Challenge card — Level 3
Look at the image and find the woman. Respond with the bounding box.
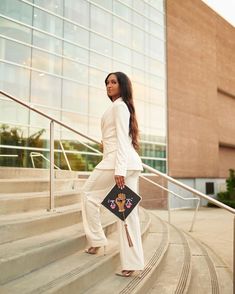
[82,72,144,277]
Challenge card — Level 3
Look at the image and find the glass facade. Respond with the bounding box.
[0,0,167,172]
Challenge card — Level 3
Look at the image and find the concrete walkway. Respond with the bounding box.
[151,207,234,271]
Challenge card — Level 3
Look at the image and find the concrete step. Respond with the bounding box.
[147,221,191,294]
[186,233,233,294]
[0,178,84,193]
[0,167,80,179]
[0,204,82,244]
[83,211,169,294]
[0,213,117,285]
[0,208,150,294]
[149,211,233,294]
[0,190,81,214]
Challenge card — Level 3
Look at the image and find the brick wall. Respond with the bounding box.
[167,0,235,179]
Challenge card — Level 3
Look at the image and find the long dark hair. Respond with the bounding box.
[105,72,140,151]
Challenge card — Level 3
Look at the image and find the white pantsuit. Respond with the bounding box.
[82,97,144,270]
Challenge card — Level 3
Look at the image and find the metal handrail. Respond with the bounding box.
[140,175,200,232]
[30,141,72,171]
[1,90,235,287]
[142,163,235,214]
[0,91,99,144]
[30,152,60,170]
[1,90,234,213]
[59,141,72,171]
[0,144,102,157]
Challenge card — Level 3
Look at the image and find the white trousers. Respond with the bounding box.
[81,169,145,271]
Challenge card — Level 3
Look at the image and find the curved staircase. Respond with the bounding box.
[0,168,233,294]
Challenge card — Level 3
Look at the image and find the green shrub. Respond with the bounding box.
[217,191,229,201]
[216,169,235,208]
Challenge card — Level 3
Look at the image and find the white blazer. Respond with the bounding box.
[95,97,143,177]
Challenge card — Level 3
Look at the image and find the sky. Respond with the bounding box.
[202,0,235,27]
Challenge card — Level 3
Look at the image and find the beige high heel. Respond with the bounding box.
[85,246,106,256]
[115,270,135,277]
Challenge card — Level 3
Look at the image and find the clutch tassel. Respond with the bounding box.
[124,223,133,247]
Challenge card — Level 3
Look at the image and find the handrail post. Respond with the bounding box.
[50,121,55,211]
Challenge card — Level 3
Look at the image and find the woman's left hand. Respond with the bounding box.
[115,175,125,189]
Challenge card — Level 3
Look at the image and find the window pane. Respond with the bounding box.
[132,27,144,52]
[113,1,131,22]
[133,11,145,28]
[0,17,32,44]
[0,38,31,66]
[0,62,30,100]
[63,59,88,83]
[64,0,89,26]
[90,52,112,72]
[33,30,62,54]
[132,81,145,100]
[88,116,101,138]
[31,71,61,108]
[62,111,88,134]
[149,21,164,40]
[149,74,165,91]
[149,88,165,104]
[149,104,166,135]
[149,36,165,60]
[64,21,89,48]
[148,58,165,77]
[89,87,108,117]
[113,43,131,64]
[90,33,112,56]
[32,49,62,75]
[135,99,147,128]
[133,0,145,11]
[132,68,145,84]
[89,68,107,88]
[0,0,32,25]
[30,106,60,128]
[112,61,132,77]
[34,0,63,15]
[0,99,29,125]
[149,6,164,26]
[146,0,164,12]
[62,80,88,113]
[90,5,112,38]
[132,51,145,69]
[113,17,131,47]
[91,0,112,10]
[33,8,63,37]
[123,0,132,6]
[63,43,89,64]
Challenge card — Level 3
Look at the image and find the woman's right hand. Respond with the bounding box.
[115,175,125,189]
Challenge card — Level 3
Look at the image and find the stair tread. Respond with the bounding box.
[0,224,82,261]
[185,232,232,294]
[0,203,81,224]
[147,222,191,294]
[0,178,81,182]
[0,189,81,199]
[84,212,169,294]
[0,209,149,293]
[0,212,116,261]
[0,234,118,293]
